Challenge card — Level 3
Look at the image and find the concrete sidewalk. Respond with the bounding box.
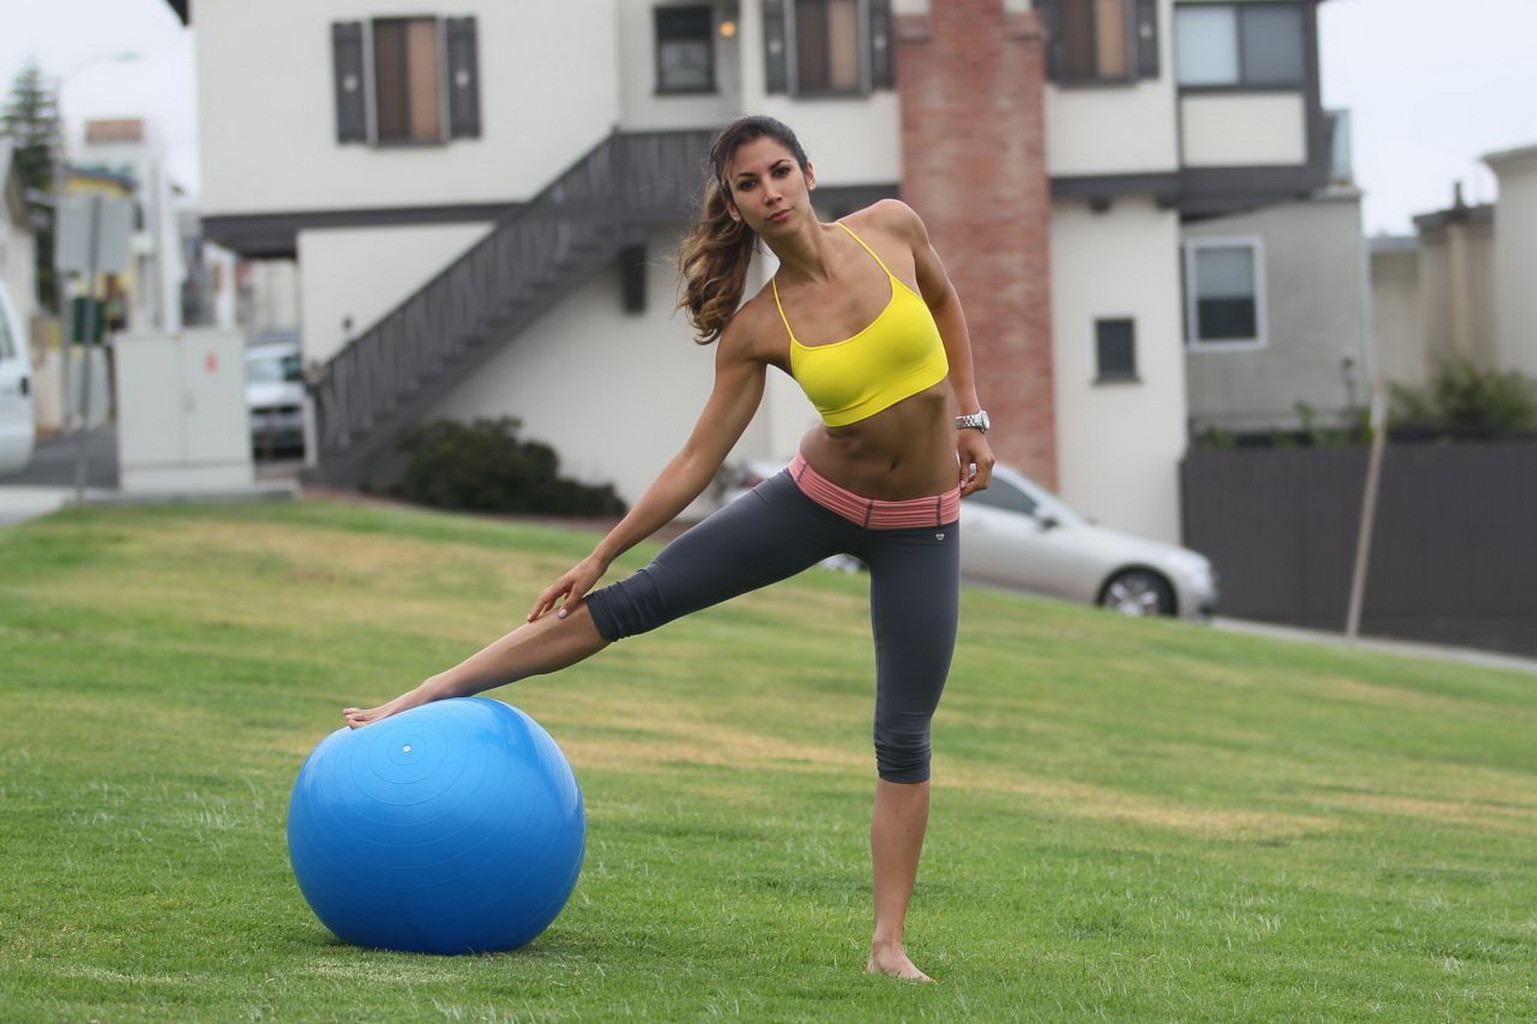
[1213,617,1537,676]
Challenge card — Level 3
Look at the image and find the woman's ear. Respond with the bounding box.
[805,162,816,191]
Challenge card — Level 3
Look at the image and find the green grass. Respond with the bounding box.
[1,499,1534,1023]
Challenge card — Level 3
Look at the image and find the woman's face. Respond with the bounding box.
[724,135,814,233]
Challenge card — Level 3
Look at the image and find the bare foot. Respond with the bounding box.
[867,941,934,982]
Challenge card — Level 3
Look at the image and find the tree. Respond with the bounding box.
[2,60,62,311]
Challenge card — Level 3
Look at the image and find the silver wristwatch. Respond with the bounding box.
[955,410,990,434]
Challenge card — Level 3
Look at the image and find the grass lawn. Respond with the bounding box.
[1,499,1533,1023]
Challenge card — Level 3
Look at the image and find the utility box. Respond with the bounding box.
[114,330,254,492]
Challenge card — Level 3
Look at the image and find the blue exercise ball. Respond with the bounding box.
[287,697,585,954]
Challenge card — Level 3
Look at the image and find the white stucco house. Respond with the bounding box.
[0,140,38,340]
[168,0,1360,543]
[1370,144,1537,394]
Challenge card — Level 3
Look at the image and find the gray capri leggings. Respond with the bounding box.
[584,469,959,783]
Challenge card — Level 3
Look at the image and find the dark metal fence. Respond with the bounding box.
[1181,441,1537,658]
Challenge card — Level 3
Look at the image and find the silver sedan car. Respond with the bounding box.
[725,460,1218,619]
[961,464,1217,619]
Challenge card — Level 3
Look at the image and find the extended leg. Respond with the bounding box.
[344,603,608,727]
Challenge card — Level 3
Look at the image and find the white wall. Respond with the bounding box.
[1050,197,1187,543]
[195,0,620,215]
[1180,94,1307,168]
[617,0,742,131]
[1488,147,1537,376]
[297,222,493,366]
[429,225,764,513]
[0,215,35,340]
[1047,80,1179,178]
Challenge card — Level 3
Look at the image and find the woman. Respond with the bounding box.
[345,115,994,981]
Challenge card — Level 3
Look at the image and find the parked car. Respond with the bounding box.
[246,334,305,457]
[0,279,35,476]
[726,460,1218,619]
[961,463,1217,618]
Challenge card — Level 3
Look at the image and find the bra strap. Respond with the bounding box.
[770,277,798,344]
[837,221,898,280]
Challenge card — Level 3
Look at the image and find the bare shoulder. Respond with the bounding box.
[843,198,930,248]
[717,287,784,366]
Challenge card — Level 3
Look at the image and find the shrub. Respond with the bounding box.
[394,418,628,517]
[1390,356,1537,438]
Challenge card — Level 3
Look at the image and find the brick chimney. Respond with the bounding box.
[895,0,1057,487]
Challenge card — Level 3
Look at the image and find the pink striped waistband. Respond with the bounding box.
[789,453,960,529]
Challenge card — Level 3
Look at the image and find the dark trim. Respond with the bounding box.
[813,183,902,218]
[1176,165,1326,217]
[163,0,189,24]
[1051,173,1181,208]
[1177,83,1305,96]
[202,202,522,259]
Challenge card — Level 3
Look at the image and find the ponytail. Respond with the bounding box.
[676,177,758,344]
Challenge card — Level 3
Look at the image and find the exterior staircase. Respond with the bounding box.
[305,128,716,490]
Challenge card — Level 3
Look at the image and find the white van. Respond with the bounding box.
[0,279,35,476]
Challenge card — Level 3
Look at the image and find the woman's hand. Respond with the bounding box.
[957,430,995,497]
[528,554,612,622]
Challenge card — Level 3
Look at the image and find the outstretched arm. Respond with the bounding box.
[529,331,767,621]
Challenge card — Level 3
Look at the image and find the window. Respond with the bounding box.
[655,6,715,93]
[1041,0,1159,84]
[1061,0,1129,80]
[0,301,14,360]
[1095,318,1138,381]
[795,0,862,93]
[1185,240,1265,348]
[373,19,443,143]
[332,17,481,145]
[965,477,1040,517]
[761,0,893,97]
[1175,3,1305,87]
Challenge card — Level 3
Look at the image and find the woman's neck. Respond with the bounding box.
[766,219,838,285]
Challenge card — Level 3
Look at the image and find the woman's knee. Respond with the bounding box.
[874,725,932,784]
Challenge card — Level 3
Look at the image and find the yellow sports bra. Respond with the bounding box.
[774,222,949,427]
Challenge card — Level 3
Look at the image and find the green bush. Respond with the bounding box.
[394,417,628,517]
[1390,356,1537,437]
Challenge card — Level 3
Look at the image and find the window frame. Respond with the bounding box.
[1174,1,1307,91]
[788,0,870,98]
[654,5,718,95]
[1183,236,1268,351]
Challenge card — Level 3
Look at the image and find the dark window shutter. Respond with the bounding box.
[1134,0,1159,79]
[869,0,893,89]
[445,17,481,139]
[1035,0,1064,81]
[331,21,367,143]
[763,0,789,94]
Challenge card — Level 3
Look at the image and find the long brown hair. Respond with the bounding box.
[677,116,811,344]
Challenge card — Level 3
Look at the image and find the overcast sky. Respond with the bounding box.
[3,0,1535,237]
